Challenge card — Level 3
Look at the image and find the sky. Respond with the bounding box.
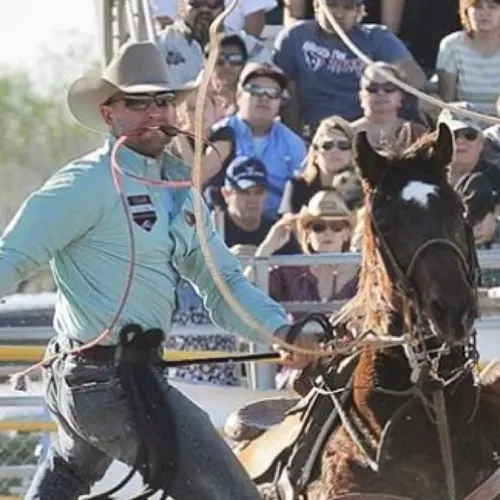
[0,1,100,87]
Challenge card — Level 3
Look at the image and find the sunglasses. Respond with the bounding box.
[454,128,480,141]
[243,83,283,100]
[308,220,349,233]
[110,92,177,111]
[217,52,246,66]
[364,82,399,94]
[188,0,223,8]
[316,140,352,151]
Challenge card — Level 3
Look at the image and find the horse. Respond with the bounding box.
[230,123,500,500]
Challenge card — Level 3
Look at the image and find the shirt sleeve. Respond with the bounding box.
[436,32,460,74]
[176,200,290,344]
[372,27,411,62]
[289,135,307,177]
[0,164,104,297]
[273,25,299,80]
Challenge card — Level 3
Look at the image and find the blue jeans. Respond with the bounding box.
[25,339,261,499]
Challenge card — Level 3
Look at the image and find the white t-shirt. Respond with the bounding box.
[149,0,276,31]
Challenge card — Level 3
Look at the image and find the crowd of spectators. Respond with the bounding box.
[25,0,500,386]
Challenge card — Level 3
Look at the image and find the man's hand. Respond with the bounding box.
[272,326,321,369]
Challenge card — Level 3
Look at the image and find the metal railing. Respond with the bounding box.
[0,250,499,495]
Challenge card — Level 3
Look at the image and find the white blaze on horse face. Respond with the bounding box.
[401,181,438,208]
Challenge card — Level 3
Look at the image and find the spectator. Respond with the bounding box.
[481,94,500,169]
[352,61,427,151]
[436,0,500,117]
[282,0,380,25]
[210,61,307,218]
[280,115,356,214]
[390,0,460,77]
[456,171,499,246]
[455,171,500,286]
[216,156,300,257]
[150,0,276,35]
[170,88,234,182]
[157,0,272,84]
[273,0,426,135]
[205,32,249,120]
[252,189,358,304]
[437,104,497,187]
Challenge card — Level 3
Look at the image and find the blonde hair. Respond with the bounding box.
[300,115,355,184]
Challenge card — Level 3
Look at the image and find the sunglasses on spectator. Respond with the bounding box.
[364,82,399,94]
[315,140,351,151]
[308,220,349,233]
[454,128,480,141]
[188,0,223,8]
[243,83,283,99]
[107,92,177,111]
[217,53,246,66]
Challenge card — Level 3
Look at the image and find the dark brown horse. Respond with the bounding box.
[233,124,500,500]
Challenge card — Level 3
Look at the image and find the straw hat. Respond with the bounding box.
[298,190,354,227]
[67,41,201,133]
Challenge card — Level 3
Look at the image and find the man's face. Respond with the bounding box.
[101,91,178,158]
[214,43,247,88]
[237,76,283,127]
[223,184,268,218]
[182,0,224,45]
[315,0,362,34]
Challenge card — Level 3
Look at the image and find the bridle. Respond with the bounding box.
[358,186,482,500]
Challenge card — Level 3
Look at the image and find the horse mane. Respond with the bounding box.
[335,130,439,335]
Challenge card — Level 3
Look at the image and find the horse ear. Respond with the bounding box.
[353,131,387,187]
[434,122,455,169]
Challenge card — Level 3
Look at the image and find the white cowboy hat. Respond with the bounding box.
[67,40,201,133]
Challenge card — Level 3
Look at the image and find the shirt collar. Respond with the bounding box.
[103,135,190,182]
[234,113,278,138]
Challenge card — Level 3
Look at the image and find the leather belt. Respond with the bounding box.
[68,339,163,364]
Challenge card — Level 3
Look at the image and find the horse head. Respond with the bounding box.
[353,123,479,347]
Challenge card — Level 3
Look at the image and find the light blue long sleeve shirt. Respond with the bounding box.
[0,136,290,345]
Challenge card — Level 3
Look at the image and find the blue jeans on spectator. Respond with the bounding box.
[24,338,260,500]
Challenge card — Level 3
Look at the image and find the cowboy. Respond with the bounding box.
[0,41,316,500]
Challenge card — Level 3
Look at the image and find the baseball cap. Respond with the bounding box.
[225,156,269,190]
[438,102,482,132]
[238,61,288,90]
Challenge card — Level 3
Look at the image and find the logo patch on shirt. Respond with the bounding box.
[127,195,157,232]
[184,210,196,227]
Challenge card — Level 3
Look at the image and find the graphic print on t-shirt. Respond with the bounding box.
[302,41,365,76]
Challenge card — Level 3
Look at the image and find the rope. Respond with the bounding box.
[316,0,500,125]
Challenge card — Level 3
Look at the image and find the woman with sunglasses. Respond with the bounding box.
[352,61,427,152]
[437,0,500,118]
[280,115,357,214]
[249,190,358,305]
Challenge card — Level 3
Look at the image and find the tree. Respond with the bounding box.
[0,47,101,229]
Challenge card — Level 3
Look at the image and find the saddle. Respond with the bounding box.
[231,353,359,499]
